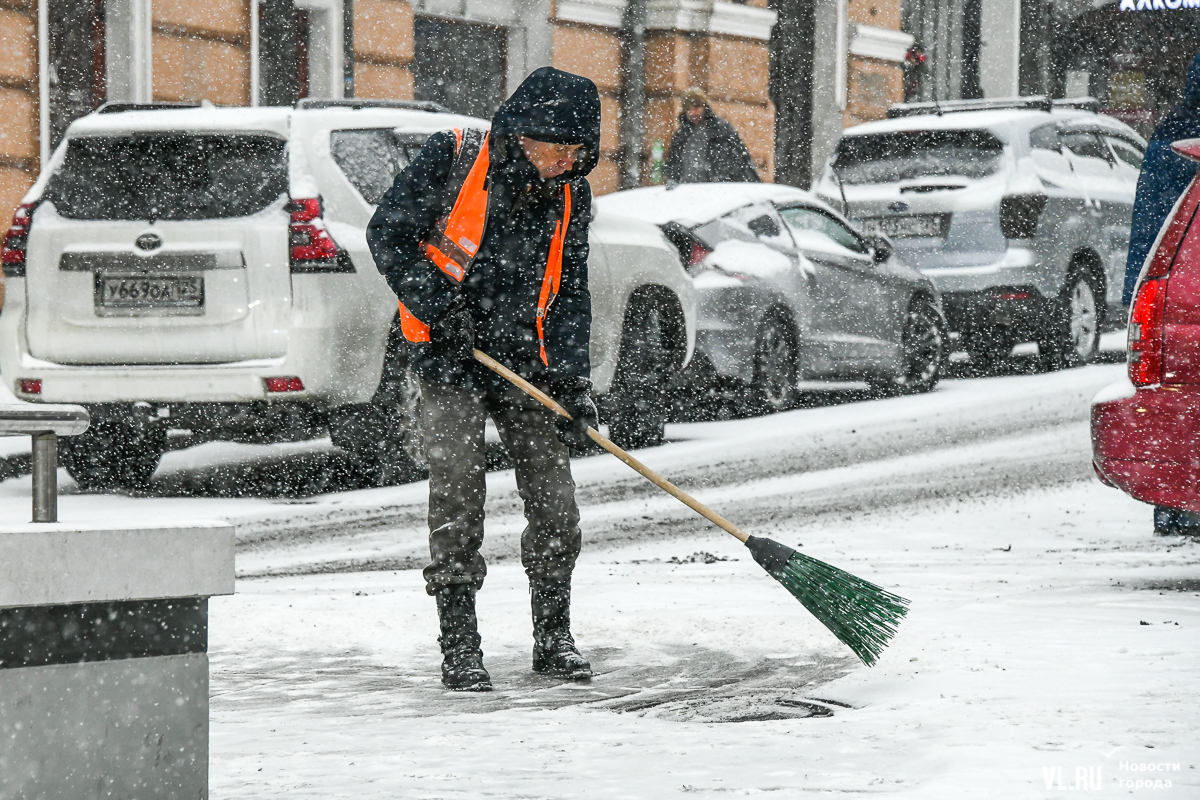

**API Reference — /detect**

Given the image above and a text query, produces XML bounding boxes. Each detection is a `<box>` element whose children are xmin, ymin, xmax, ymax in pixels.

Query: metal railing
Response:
<box><xmin>0</xmin><ymin>404</ymin><xmax>90</xmax><ymax>522</ymax></box>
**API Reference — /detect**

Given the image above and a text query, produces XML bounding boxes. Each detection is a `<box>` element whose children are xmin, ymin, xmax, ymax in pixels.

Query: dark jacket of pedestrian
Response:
<box><xmin>664</xmin><ymin>103</ymin><xmax>760</xmax><ymax>184</ymax></box>
<box><xmin>366</xmin><ymin>67</ymin><xmax>600</xmax><ymax>395</ymax></box>
<box><xmin>1124</xmin><ymin>52</ymin><xmax>1200</xmax><ymax>304</ymax></box>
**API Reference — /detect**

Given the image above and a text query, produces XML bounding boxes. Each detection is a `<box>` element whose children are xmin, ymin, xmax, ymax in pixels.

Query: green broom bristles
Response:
<box><xmin>746</xmin><ymin>536</ymin><xmax>909</xmax><ymax>666</ymax></box>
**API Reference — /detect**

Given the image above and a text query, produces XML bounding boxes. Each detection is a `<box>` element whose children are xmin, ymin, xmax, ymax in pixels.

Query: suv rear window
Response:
<box><xmin>45</xmin><ymin>134</ymin><xmax>287</xmax><ymax>220</ymax></box>
<box><xmin>834</xmin><ymin>129</ymin><xmax>1005</xmax><ymax>185</ymax></box>
<box><xmin>331</xmin><ymin>129</ymin><xmax>428</xmax><ymax>205</ymax></box>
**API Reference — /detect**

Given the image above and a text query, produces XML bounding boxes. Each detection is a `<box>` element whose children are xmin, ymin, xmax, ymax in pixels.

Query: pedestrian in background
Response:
<box><xmin>664</xmin><ymin>88</ymin><xmax>760</xmax><ymax>184</ymax></box>
<box><xmin>1124</xmin><ymin>51</ymin><xmax>1200</xmax><ymax>536</ymax></box>
<box><xmin>367</xmin><ymin>67</ymin><xmax>601</xmax><ymax>691</ymax></box>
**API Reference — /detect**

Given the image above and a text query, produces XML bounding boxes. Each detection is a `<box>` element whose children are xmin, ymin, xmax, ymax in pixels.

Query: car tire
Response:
<box><xmin>871</xmin><ymin>297</ymin><xmax>946</xmax><ymax>395</ymax></box>
<box><xmin>60</xmin><ymin>409</ymin><xmax>166</xmax><ymax>492</ymax></box>
<box><xmin>607</xmin><ymin>294</ymin><xmax>673</xmax><ymax>450</ymax></box>
<box><xmin>329</xmin><ymin>328</ymin><xmax>426</xmax><ymax>486</ymax></box>
<box><xmin>751</xmin><ymin>310</ymin><xmax>798</xmax><ymax>414</ymax></box>
<box><xmin>1039</xmin><ymin>270</ymin><xmax>1102</xmax><ymax>370</ymax></box>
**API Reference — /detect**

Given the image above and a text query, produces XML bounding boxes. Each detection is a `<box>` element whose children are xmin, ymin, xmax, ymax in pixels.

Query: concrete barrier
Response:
<box><xmin>0</xmin><ymin>520</ymin><xmax>234</xmax><ymax>798</ymax></box>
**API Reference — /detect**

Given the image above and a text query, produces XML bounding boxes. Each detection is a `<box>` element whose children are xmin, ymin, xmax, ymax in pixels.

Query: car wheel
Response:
<box><xmin>1040</xmin><ymin>271</ymin><xmax>1101</xmax><ymax>369</ymax></box>
<box><xmin>330</xmin><ymin>332</ymin><xmax>426</xmax><ymax>487</ymax></box>
<box><xmin>872</xmin><ymin>297</ymin><xmax>945</xmax><ymax>395</ymax></box>
<box><xmin>60</xmin><ymin>409</ymin><xmax>166</xmax><ymax>492</ymax></box>
<box><xmin>607</xmin><ymin>294</ymin><xmax>672</xmax><ymax>450</ymax></box>
<box><xmin>752</xmin><ymin>310</ymin><xmax>798</xmax><ymax>414</ymax></box>
<box><xmin>965</xmin><ymin>327</ymin><xmax>1015</xmax><ymax>375</ymax></box>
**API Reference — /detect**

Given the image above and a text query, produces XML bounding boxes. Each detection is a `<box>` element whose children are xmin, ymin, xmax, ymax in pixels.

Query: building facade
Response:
<box><xmin>0</xmin><ymin>0</ymin><xmax>781</xmax><ymax>224</ymax></box>
<box><xmin>769</xmin><ymin>0</ymin><xmax>912</xmax><ymax>188</ymax></box>
<box><xmin>897</xmin><ymin>0</ymin><xmax>1200</xmax><ymax>140</ymax></box>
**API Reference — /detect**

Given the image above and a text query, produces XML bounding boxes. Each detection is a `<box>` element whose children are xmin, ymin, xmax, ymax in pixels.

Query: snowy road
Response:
<box><xmin>3</xmin><ymin>361</ymin><xmax>1198</xmax><ymax>796</ymax></box>
<box><xmin>196</xmin><ymin>363</ymin><xmax>1199</xmax><ymax>798</ymax></box>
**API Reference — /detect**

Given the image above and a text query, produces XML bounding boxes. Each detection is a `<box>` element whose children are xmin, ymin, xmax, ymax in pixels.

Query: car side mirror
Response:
<box><xmin>868</xmin><ymin>235</ymin><xmax>892</xmax><ymax>264</ymax></box>
<box><xmin>747</xmin><ymin>215</ymin><xmax>781</xmax><ymax>239</ymax></box>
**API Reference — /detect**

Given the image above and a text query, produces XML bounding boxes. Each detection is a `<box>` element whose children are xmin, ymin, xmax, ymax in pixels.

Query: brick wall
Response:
<box><xmin>354</xmin><ymin>0</ymin><xmax>413</xmax><ymax>100</ymax></box>
<box><xmin>843</xmin><ymin>0</ymin><xmax>904</xmax><ymax>128</ymax></box>
<box><xmin>645</xmin><ymin>30</ymin><xmax>775</xmax><ymax>184</ymax></box>
<box><xmin>0</xmin><ymin>0</ymin><xmax>37</xmax><ymax>225</ymax></box>
<box><xmin>152</xmin><ymin>0</ymin><xmax>251</xmax><ymax>104</ymax></box>
<box><xmin>551</xmin><ymin>22</ymin><xmax>623</xmax><ymax>195</ymax></box>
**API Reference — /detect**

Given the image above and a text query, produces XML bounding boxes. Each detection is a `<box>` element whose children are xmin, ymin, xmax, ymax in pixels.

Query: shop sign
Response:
<box><xmin>1120</xmin><ymin>0</ymin><xmax>1200</xmax><ymax>8</ymax></box>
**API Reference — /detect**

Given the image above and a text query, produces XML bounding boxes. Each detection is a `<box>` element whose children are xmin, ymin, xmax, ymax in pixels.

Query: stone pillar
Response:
<box><xmin>0</xmin><ymin>521</ymin><xmax>234</xmax><ymax>798</ymax></box>
<box><xmin>353</xmin><ymin>0</ymin><xmax>415</xmax><ymax>100</ymax></box>
<box><xmin>979</xmin><ymin>0</ymin><xmax>1019</xmax><ymax>99</ymax></box>
<box><xmin>152</xmin><ymin>0</ymin><xmax>252</xmax><ymax>104</ymax></box>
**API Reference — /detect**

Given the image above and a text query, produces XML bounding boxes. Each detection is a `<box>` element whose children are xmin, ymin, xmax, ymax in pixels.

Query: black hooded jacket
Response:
<box><xmin>664</xmin><ymin>105</ymin><xmax>760</xmax><ymax>184</ymax></box>
<box><xmin>367</xmin><ymin>67</ymin><xmax>601</xmax><ymax>393</ymax></box>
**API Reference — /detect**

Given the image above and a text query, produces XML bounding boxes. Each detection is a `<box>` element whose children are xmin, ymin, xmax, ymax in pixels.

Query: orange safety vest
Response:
<box><xmin>398</xmin><ymin>128</ymin><xmax>572</xmax><ymax>366</ymax></box>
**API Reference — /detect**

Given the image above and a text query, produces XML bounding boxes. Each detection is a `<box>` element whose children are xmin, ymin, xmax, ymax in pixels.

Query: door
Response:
<box><xmin>25</xmin><ymin>132</ymin><xmax>292</xmax><ymax>365</ymax></box>
<box><xmin>777</xmin><ymin>204</ymin><xmax>890</xmax><ymax>371</ymax></box>
<box><xmin>1062</xmin><ymin>128</ymin><xmax>1127</xmax><ymax>290</ymax></box>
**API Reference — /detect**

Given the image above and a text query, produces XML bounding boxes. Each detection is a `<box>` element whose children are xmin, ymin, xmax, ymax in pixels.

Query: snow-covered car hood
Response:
<box><xmin>596</xmin><ymin>183</ymin><xmax>831</xmax><ymax>228</ymax></box>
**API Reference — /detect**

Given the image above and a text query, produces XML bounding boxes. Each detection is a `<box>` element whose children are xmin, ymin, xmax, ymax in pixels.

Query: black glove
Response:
<box><xmin>429</xmin><ymin>295</ymin><xmax>474</xmax><ymax>362</ymax></box>
<box><xmin>551</xmin><ymin>377</ymin><xmax>599</xmax><ymax>449</ymax></box>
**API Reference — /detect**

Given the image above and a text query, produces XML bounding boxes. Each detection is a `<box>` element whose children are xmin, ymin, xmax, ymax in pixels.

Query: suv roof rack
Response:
<box><xmin>1052</xmin><ymin>96</ymin><xmax>1101</xmax><ymax>113</ymax></box>
<box><xmin>295</xmin><ymin>98</ymin><xmax>452</xmax><ymax>114</ymax></box>
<box><xmin>97</xmin><ymin>101</ymin><xmax>204</xmax><ymax>114</ymax></box>
<box><xmin>887</xmin><ymin>95</ymin><xmax>1102</xmax><ymax>119</ymax></box>
<box><xmin>888</xmin><ymin>96</ymin><xmax>1052</xmax><ymax>118</ymax></box>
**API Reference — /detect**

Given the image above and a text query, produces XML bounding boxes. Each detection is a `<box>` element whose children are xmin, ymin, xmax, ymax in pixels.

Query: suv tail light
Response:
<box><xmin>999</xmin><ymin>194</ymin><xmax>1047</xmax><ymax>239</ymax></box>
<box><xmin>288</xmin><ymin>198</ymin><xmax>351</xmax><ymax>273</ymax></box>
<box><xmin>1129</xmin><ymin>278</ymin><xmax>1167</xmax><ymax>386</ymax></box>
<box><xmin>686</xmin><ymin>242</ymin><xmax>712</xmax><ymax>270</ymax></box>
<box><xmin>264</xmin><ymin>376</ymin><xmax>305</xmax><ymax>393</ymax></box>
<box><xmin>2</xmin><ymin>202</ymin><xmax>37</xmax><ymax>277</ymax></box>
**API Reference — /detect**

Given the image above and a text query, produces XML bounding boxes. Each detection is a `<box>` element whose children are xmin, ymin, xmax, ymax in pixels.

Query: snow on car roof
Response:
<box><xmin>67</xmin><ymin>106</ymin><xmax>296</xmax><ymax>138</ymax></box>
<box><xmin>842</xmin><ymin>107</ymin><xmax>1141</xmax><ymax>142</ymax></box>
<box><xmin>64</xmin><ymin>104</ymin><xmax>487</xmax><ymax>139</ymax></box>
<box><xmin>596</xmin><ymin>183</ymin><xmax>827</xmax><ymax>226</ymax></box>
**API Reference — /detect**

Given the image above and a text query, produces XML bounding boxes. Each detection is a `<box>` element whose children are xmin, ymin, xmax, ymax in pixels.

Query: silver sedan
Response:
<box><xmin>596</xmin><ymin>183</ymin><xmax>947</xmax><ymax>412</ymax></box>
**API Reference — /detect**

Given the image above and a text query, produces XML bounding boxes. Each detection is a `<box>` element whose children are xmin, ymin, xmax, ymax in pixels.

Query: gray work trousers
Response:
<box><xmin>420</xmin><ymin>378</ymin><xmax>582</xmax><ymax>595</ymax></box>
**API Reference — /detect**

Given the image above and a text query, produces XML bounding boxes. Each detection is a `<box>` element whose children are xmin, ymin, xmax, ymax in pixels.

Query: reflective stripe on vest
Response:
<box><xmin>398</xmin><ymin>128</ymin><xmax>573</xmax><ymax>367</ymax></box>
<box><xmin>536</xmin><ymin>183</ymin><xmax>571</xmax><ymax>366</ymax></box>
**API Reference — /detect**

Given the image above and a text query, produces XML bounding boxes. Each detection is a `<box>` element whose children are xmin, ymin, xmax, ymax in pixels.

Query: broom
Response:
<box><xmin>473</xmin><ymin>350</ymin><xmax>910</xmax><ymax>666</ymax></box>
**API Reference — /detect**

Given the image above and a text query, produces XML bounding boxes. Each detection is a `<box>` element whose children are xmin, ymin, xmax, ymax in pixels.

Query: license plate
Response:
<box><xmin>96</xmin><ymin>274</ymin><xmax>204</xmax><ymax>313</ymax></box>
<box><xmin>857</xmin><ymin>214</ymin><xmax>948</xmax><ymax>239</ymax></box>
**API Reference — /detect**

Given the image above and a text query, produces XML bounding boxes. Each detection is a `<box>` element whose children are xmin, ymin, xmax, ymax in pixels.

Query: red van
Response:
<box><xmin>1092</xmin><ymin>139</ymin><xmax>1200</xmax><ymax>514</ymax></box>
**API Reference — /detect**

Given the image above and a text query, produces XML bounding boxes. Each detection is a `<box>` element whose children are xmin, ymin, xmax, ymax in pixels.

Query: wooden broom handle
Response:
<box><xmin>473</xmin><ymin>349</ymin><xmax>750</xmax><ymax>544</ymax></box>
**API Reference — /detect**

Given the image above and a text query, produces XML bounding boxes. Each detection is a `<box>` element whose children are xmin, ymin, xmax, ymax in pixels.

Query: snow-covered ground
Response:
<box><xmin>209</xmin><ymin>480</ymin><xmax>1198</xmax><ymax>798</ymax></box>
<box><xmin>4</xmin><ymin>354</ymin><xmax>1196</xmax><ymax>797</ymax></box>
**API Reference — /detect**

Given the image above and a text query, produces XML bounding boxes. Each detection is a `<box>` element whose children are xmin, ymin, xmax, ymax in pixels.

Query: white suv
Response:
<box><xmin>0</xmin><ymin>100</ymin><xmax>695</xmax><ymax>490</ymax></box>
<box><xmin>815</xmin><ymin>97</ymin><xmax>1144</xmax><ymax>371</ymax></box>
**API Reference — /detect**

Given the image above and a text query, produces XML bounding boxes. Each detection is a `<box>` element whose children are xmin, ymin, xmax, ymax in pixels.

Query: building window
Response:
<box><xmin>413</xmin><ymin>17</ymin><xmax>506</xmax><ymax>119</ymax></box>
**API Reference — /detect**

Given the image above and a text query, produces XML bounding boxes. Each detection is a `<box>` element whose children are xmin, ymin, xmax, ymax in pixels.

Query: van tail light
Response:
<box><xmin>2</xmin><ymin>202</ymin><xmax>37</xmax><ymax>277</ymax></box>
<box><xmin>1129</xmin><ymin>277</ymin><xmax>1167</xmax><ymax>387</ymax></box>
<box><xmin>999</xmin><ymin>194</ymin><xmax>1047</xmax><ymax>239</ymax></box>
<box><xmin>18</xmin><ymin>378</ymin><xmax>41</xmax><ymax>395</ymax></box>
<box><xmin>688</xmin><ymin>242</ymin><xmax>712</xmax><ymax>270</ymax></box>
<box><xmin>264</xmin><ymin>376</ymin><xmax>305</xmax><ymax>393</ymax></box>
<box><xmin>288</xmin><ymin>198</ymin><xmax>351</xmax><ymax>273</ymax></box>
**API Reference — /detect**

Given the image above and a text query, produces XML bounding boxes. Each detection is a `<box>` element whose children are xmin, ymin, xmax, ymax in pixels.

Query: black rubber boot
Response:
<box><xmin>530</xmin><ymin>579</ymin><xmax>592</xmax><ymax>679</ymax></box>
<box><xmin>435</xmin><ymin>585</ymin><xmax>492</xmax><ymax>692</ymax></box>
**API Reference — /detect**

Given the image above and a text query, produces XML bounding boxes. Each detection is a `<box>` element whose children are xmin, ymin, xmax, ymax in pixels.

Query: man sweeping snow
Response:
<box><xmin>366</xmin><ymin>67</ymin><xmax>601</xmax><ymax>691</ymax></box>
